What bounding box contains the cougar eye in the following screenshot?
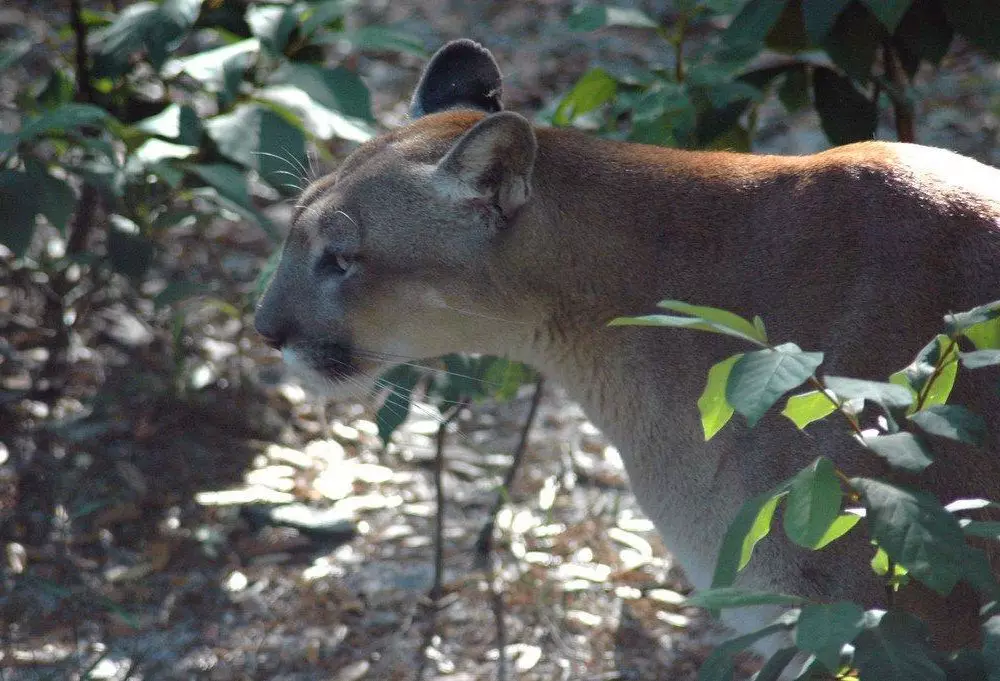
[316,248,354,277]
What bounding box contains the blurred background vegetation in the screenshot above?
[1,1,999,679]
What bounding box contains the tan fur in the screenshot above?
[257,54,1000,660]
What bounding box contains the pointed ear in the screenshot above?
[434,112,536,219]
[410,39,503,118]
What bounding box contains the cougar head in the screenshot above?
[254,40,538,396]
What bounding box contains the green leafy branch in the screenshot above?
[612,298,1000,680]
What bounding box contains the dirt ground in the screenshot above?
[2,2,999,680]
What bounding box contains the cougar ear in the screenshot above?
[434,111,536,219]
[410,39,503,118]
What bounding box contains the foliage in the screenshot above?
[613,298,1000,679]
[554,0,1000,148]
[0,0,423,285]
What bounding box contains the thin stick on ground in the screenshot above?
[416,400,466,680]
[488,557,508,681]
[475,378,545,560]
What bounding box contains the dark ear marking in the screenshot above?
[410,39,503,119]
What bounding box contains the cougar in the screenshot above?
[256,39,1000,661]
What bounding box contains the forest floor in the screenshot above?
[3,2,1000,681]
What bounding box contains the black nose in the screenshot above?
[258,331,285,350]
[254,316,287,350]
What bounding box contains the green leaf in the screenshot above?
[186,163,251,207]
[333,26,428,56]
[802,0,851,42]
[269,62,374,123]
[483,359,537,401]
[685,587,805,609]
[944,300,1000,333]
[135,103,202,146]
[1,103,112,155]
[853,610,945,681]
[299,0,348,39]
[91,0,200,76]
[0,38,33,71]
[254,86,374,143]
[860,432,934,473]
[853,477,970,594]
[961,350,1000,369]
[908,405,986,446]
[781,390,836,430]
[375,364,421,444]
[812,66,877,144]
[942,0,1000,57]
[985,615,1000,681]
[894,0,953,69]
[859,0,914,31]
[777,64,809,112]
[726,343,824,426]
[0,170,39,257]
[246,4,298,53]
[783,457,843,549]
[964,317,1000,350]
[167,38,260,93]
[723,0,790,48]
[962,520,1000,539]
[554,68,617,126]
[821,2,882,82]
[205,104,307,195]
[698,614,799,681]
[609,313,763,344]
[812,512,862,549]
[656,301,766,343]
[752,647,798,681]
[711,487,788,588]
[822,376,914,408]
[794,601,864,672]
[698,355,741,440]
[890,335,957,411]
[870,545,909,581]
[567,5,659,31]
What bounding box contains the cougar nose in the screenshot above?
[254,312,288,350]
[258,330,285,350]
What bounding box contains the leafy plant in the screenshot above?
[613,298,1000,679]
[0,0,425,394]
[555,0,1000,148]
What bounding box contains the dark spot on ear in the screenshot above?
[410,39,503,118]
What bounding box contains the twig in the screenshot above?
[488,559,508,681]
[882,40,916,143]
[475,378,546,560]
[417,400,466,680]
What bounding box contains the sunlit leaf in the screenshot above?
[685,587,805,609]
[656,301,766,343]
[781,390,836,430]
[813,512,862,549]
[568,5,659,31]
[553,68,617,126]
[712,486,789,588]
[698,354,741,440]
